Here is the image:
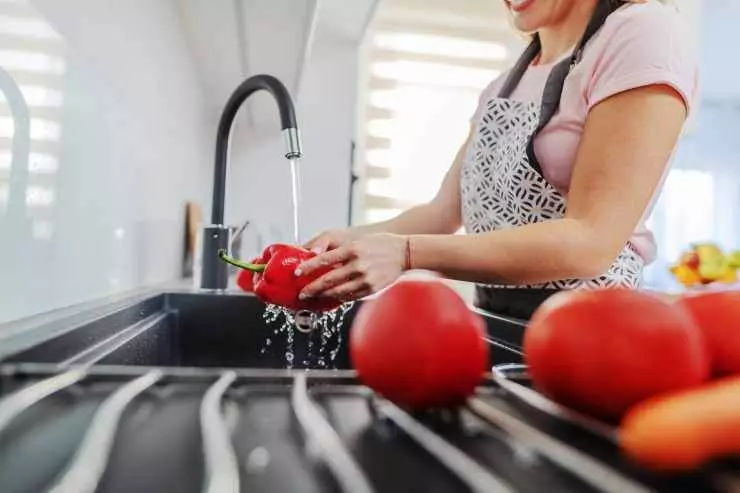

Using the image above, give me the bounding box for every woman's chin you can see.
[506,0,553,34]
[510,17,542,34]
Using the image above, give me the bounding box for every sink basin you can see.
[2,291,526,370]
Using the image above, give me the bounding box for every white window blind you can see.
[354,0,524,225]
[0,0,63,240]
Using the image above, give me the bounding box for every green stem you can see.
[218,249,266,272]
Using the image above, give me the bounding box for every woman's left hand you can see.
[296,233,409,302]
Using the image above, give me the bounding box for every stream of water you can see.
[289,157,302,244]
[255,159,353,368]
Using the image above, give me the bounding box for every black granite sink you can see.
[1,291,526,370]
[0,293,734,493]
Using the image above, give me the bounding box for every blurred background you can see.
[0,0,732,323]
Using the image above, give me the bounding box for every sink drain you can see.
[294,310,317,333]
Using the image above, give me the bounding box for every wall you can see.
[225,12,359,256]
[0,0,212,323]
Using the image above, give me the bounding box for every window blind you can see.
[354,0,524,225]
[0,0,64,240]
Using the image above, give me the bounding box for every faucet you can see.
[200,74,303,290]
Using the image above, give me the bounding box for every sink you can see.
[0,294,730,493]
[1,291,526,370]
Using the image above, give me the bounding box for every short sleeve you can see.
[586,3,698,113]
[470,72,508,124]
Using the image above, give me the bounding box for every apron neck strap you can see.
[498,37,540,99]
[497,0,619,100]
[496,0,622,177]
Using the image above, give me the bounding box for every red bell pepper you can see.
[219,244,342,312]
[236,268,255,292]
[235,257,260,292]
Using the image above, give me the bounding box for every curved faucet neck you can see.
[210,74,302,226]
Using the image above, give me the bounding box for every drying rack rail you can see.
[0,363,737,493]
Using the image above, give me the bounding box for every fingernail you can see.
[311,247,322,254]
[294,268,302,276]
[298,293,309,300]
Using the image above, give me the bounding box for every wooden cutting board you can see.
[183,202,203,277]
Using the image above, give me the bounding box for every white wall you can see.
[0,0,212,323]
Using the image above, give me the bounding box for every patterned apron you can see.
[461,0,645,319]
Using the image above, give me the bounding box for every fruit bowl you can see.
[670,243,740,288]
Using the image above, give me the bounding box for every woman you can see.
[296,0,697,318]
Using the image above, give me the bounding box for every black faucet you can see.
[200,74,303,290]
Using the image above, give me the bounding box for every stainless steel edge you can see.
[484,337,525,356]
[469,305,528,327]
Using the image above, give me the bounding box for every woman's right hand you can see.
[303,228,362,254]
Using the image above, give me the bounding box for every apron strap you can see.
[476,1,625,318]
[498,37,541,99]
[499,0,622,176]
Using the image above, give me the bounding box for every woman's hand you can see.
[296,233,409,302]
[303,228,360,254]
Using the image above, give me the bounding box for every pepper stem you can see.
[218,249,266,272]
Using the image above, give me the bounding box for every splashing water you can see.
[261,303,355,369]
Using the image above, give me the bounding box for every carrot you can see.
[619,376,740,472]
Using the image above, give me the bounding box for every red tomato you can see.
[349,280,489,410]
[679,290,740,376]
[523,289,710,421]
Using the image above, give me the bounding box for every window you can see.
[655,170,715,263]
[0,0,64,240]
[643,168,718,289]
[354,0,524,225]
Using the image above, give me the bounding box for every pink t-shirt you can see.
[471,1,698,263]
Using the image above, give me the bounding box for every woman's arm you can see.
[409,84,687,284]
[355,131,468,236]
[304,128,472,251]
[296,84,687,299]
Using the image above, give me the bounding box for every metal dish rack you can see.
[0,363,737,493]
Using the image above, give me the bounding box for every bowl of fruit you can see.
[670,243,740,289]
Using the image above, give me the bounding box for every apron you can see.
[461,0,645,319]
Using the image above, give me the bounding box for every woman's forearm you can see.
[408,218,619,285]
